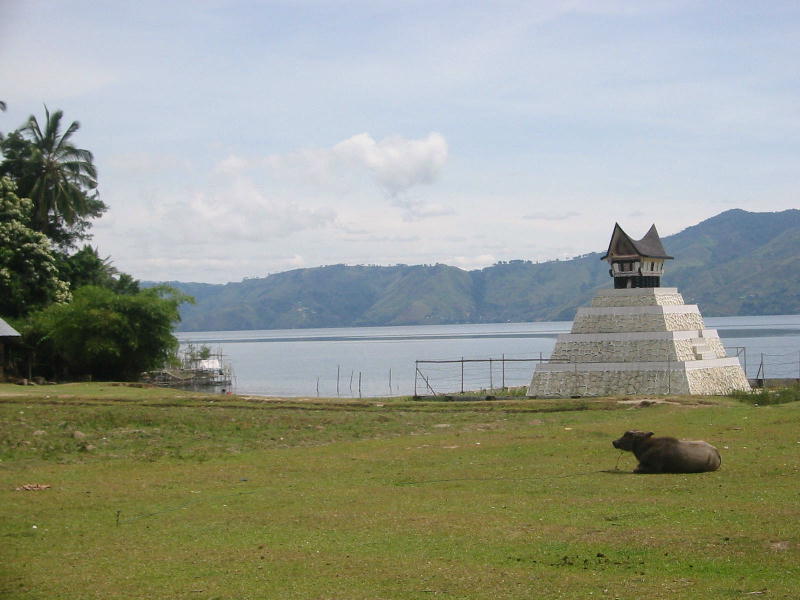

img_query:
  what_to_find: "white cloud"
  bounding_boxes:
[91,171,338,283]
[391,196,455,222]
[448,254,498,270]
[174,177,337,243]
[214,155,251,176]
[212,132,451,222]
[332,132,448,196]
[222,131,449,200]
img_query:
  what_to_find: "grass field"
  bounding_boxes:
[2,383,799,599]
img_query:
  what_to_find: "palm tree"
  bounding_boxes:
[21,106,105,242]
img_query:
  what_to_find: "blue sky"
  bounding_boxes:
[2,1,798,283]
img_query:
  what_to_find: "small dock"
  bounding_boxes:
[141,346,234,390]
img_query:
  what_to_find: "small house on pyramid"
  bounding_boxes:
[528,224,750,397]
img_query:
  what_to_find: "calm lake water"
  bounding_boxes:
[177,315,800,397]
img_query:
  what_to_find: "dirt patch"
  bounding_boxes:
[617,398,683,407]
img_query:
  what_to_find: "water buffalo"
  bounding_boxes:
[612,430,721,474]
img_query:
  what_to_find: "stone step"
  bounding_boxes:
[691,340,715,360]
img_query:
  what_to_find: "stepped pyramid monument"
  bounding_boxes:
[528,224,751,397]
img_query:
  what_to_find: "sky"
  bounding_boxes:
[1,1,799,284]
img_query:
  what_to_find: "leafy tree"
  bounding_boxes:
[58,245,115,289]
[0,176,70,317]
[0,106,106,248]
[22,285,191,381]
[58,245,140,295]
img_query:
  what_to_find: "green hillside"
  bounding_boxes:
[154,209,800,331]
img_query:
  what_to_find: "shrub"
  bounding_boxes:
[21,285,191,381]
[730,384,800,405]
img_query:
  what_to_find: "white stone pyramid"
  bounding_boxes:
[528,287,751,397]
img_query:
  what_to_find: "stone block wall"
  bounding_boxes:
[697,336,726,359]
[591,288,685,307]
[572,308,705,334]
[529,367,691,397]
[687,365,751,395]
[528,358,749,398]
[551,338,689,362]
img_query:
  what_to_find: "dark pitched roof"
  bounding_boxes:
[601,223,673,261]
[0,317,21,338]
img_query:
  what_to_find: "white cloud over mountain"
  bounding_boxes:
[332,132,448,196]
[220,132,448,198]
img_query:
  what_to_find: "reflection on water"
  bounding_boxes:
[177,315,800,397]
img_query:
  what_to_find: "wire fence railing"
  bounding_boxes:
[414,348,799,398]
[414,355,557,397]
[753,350,800,383]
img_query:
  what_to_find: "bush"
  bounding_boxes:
[21,285,191,381]
[730,384,800,405]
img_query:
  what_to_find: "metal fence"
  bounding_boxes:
[753,350,800,382]
[414,355,554,397]
[413,347,800,398]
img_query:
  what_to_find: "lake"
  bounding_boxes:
[177,315,800,397]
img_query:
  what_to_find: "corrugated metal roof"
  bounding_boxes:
[0,317,21,337]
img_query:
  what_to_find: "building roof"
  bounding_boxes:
[0,317,21,338]
[601,223,673,261]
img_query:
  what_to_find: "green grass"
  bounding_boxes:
[1,383,799,599]
[730,384,800,406]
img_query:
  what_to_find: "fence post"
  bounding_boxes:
[573,360,577,397]
[389,368,392,396]
[489,358,493,391]
[337,365,340,397]
[667,352,671,394]
[742,348,747,378]
[414,361,418,396]
[460,357,464,394]
[415,364,437,396]
[358,372,362,398]
[502,354,506,389]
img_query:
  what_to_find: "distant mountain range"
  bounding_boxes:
[149,209,800,331]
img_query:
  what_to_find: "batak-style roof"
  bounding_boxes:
[601,223,673,261]
[0,317,21,338]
